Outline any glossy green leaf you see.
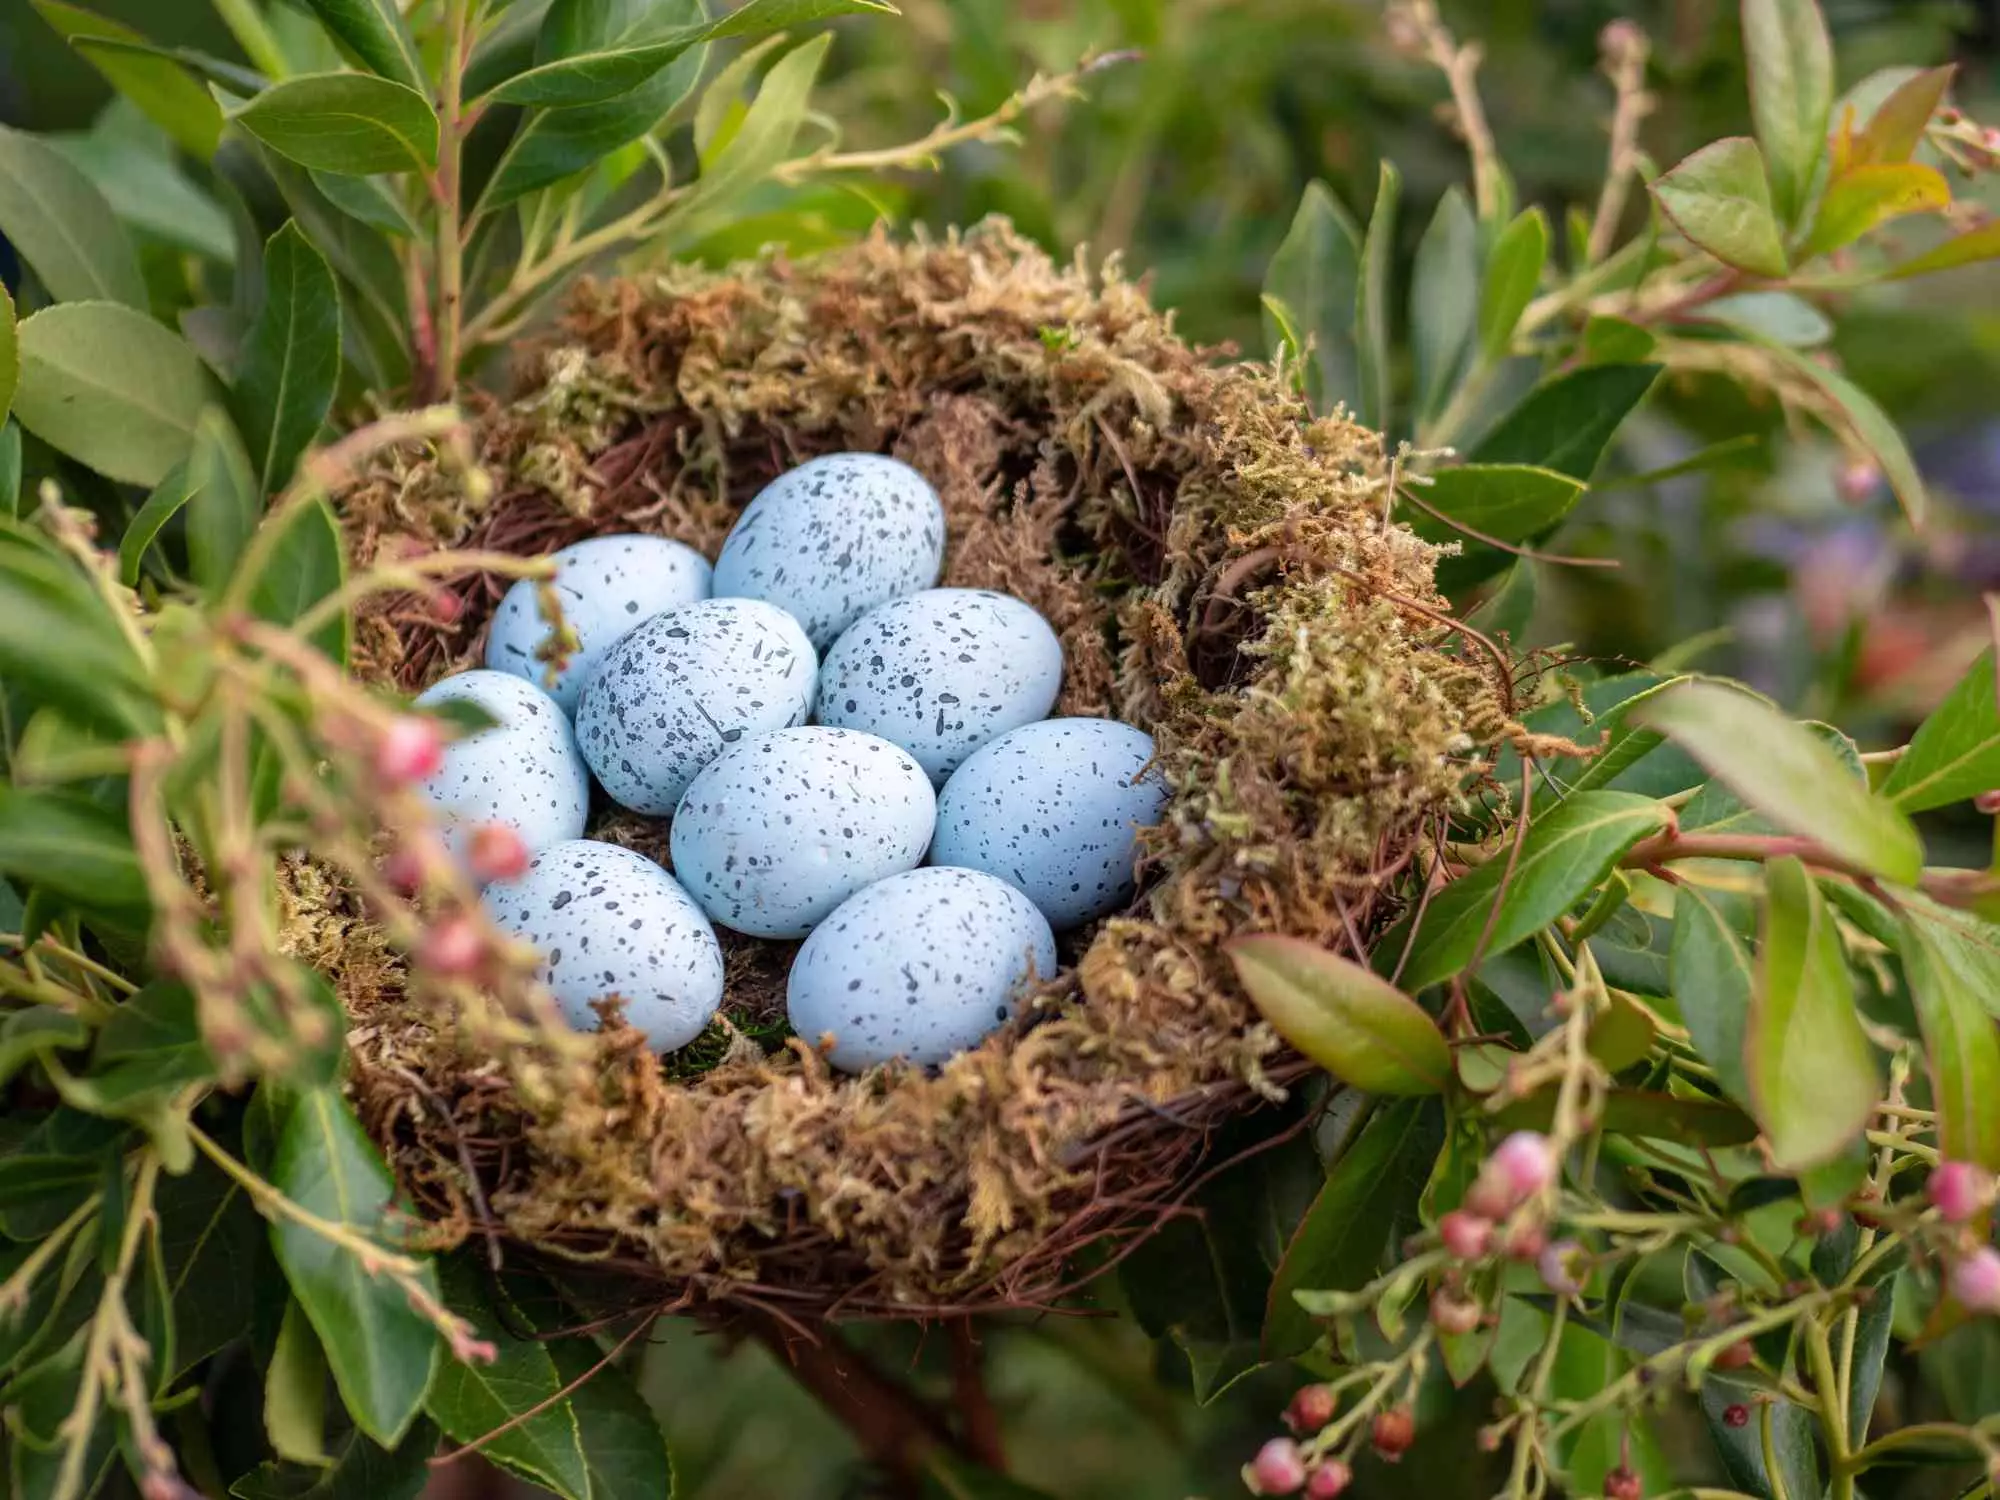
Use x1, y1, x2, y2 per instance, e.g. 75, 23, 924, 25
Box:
1742, 0, 1833, 225
0, 787, 148, 927
1227, 936, 1449, 1094
1886, 220, 2000, 281
1762, 340, 1927, 526
0, 1008, 91, 1088
1478, 207, 1546, 360
1411, 186, 1478, 425
1470, 363, 1661, 481
267, 1298, 331, 1465
1697, 291, 1831, 347
0, 422, 20, 516
247, 497, 348, 663
232, 74, 440, 175
231, 1423, 439, 1500
184, 406, 261, 594
65, 33, 266, 95
1671, 883, 1755, 1108
235, 222, 341, 494
1748, 858, 1878, 1170
1264, 1098, 1439, 1358
1354, 161, 1398, 431
1581, 315, 1656, 364
1802, 162, 1949, 260
118, 463, 198, 587
0, 125, 146, 307
0, 519, 159, 735
1679, 719, 1862, 837
1880, 648, 2000, 812
1636, 681, 1922, 882
542, 1326, 675, 1500
1850, 65, 1955, 167
1902, 909, 2000, 1170
30, 2, 223, 159
1391, 791, 1672, 994
1701, 1373, 1821, 1500
155, 1148, 262, 1376
1401, 463, 1586, 590
311, 170, 422, 238
491, 0, 895, 108
1652, 137, 1788, 277
267, 1086, 440, 1446
48, 111, 235, 263
12, 301, 211, 486
295, 0, 425, 91
1261, 179, 1361, 415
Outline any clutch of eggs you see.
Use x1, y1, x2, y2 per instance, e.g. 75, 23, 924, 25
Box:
406, 455, 1167, 1071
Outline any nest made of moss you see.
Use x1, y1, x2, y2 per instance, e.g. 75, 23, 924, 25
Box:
302, 220, 1495, 1319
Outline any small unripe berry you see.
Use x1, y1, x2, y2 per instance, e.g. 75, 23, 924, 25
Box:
1431, 1288, 1483, 1336
429, 589, 465, 625
418, 914, 485, 977
1371, 1407, 1415, 1462
1440, 1209, 1493, 1259
1930, 1160, 1994, 1223
1976, 790, 2000, 815
1503, 1220, 1549, 1262
375, 715, 445, 785
1463, 1175, 1514, 1221
468, 823, 531, 883
1284, 1384, 1336, 1433
1474, 1131, 1557, 1214
383, 846, 425, 896
1537, 1239, 1585, 1296
1248, 1438, 1307, 1495
1305, 1460, 1352, 1499
1714, 1340, 1756, 1371
1605, 1464, 1643, 1500
1950, 1246, 2000, 1314
1722, 1405, 1750, 1429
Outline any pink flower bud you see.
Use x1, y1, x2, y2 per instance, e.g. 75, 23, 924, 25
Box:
375, 715, 445, 785
1951, 1246, 2000, 1313
418, 914, 485, 978
1930, 1161, 1994, 1223
1431, 1288, 1483, 1336
1248, 1438, 1307, 1495
468, 823, 531, 883
382, 847, 425, 896
1976, 790, 2000, 815
1537, 1238, 1586, 1296
1305, 1461, 1353, 1499
1439, 1209, 1493, 1259
1605, 1464, 1643, 1500
1462, 1175, 1514, 1221
1284, 1384, 1335, 1433
1490, 1131, 1558, 1198
1835, 457, 1882, 504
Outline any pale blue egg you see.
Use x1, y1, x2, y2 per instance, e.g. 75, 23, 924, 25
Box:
670, 726, 935, 939
482, 840, 723, 1052
414, 670, 588, 869
484, 534, 711, 715
574, 598, 817, 816
929, 718, 1166, 930
786, 866, 1056, 1071
814, 589, 1062, 784
712, 453, 945, 651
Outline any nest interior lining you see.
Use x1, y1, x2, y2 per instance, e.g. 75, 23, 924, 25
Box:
308, 222, 1485, 1316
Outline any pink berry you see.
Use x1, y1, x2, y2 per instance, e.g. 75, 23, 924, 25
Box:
1951, 1246, 2000, 1313
382, 846, 425, 896
1439, 1209, 1493, 1259
375, 716, 445, 785
1248, 1438, 1307, 1495
1490, 1131, 1558, 1199
1305, 1461, 1352, 1499
468, 823, 530, 883
1431, 1288, 1483, 1336
418, 915, 485, 977
1835, 457, 1882, 504
1931, 1161, 1993, 1223
1976, 790, 2000, 815
1284, 1384, 1335, 1433
1537, 1239, 1585, 1296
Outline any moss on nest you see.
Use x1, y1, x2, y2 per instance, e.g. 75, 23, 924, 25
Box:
317, 221, 1494, 1314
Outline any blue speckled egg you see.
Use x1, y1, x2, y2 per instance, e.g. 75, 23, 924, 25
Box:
414, 670, 589, 867
711, 453, 945, 651
814, 589, 1063, 784
574, 598, 817, 816
484, 534, 711, 715
786, 866, 1056, 1071
670, 726, 935, 939
929, 718, 1166, 931
482, 840, 723, 1052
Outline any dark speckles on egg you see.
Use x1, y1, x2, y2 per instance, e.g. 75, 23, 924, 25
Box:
412, 671, 589, 873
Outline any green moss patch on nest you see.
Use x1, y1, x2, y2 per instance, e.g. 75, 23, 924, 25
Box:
315, 221, 1493, 1315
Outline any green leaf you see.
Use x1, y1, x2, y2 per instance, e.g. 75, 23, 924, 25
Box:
1671, 883, 1755, 1108
1651, 137, 1789, 278
0, 1007, 91, 1088
48, 110, 235, 263
1801, 162, 1949, 260
267, 1298, 331, 1465
1901, 910, 2000, 1171
1679, 719, 1862, 837
1701, 1373, 1821, 1500
1581, 315, 1656, 364
1401, 463, 1586, 591
0, 787, 148, 927
311, 170, 422, 238
232, 74, 440, 176
183, 406, 261, 595
542, 1326, 676, 1500
0, 422, 20, 516
1742, 0, 1833, 226
267, 1086, 440, 1447
1261, 179, 1361, 415
1880, 648, 2000, 812
247, 497, 349, 663
1354, 161, 1398, 432
295, 0, 426, 92
1470, 364, 1661, 480
12, 301, 211, 487
428, 1260, 589, 1499
118, 463, 198, 587
491, 0, 896, 109
1747, 858, 1878, 1170
1478, 207, 1547, 361
1886, 220, 2000, 281
1391, 791, 1672, 994
1411, 186, 1478, 426
1772, 344, 1927, 525
231, 1423, 439, 1500
0, 285, 15, 430
1263, 1099, 1440, 1358
155, 1148, 262, 1376
235, 222, 341, 494
0, 125, 147, 307
1488, 1087, 1756, 1147
1849, 65, 1955, 167
1226, 936, 1450, 1094
1697, 291, 1831, 347
0, 519, 160, 736
30, 2, 224, 159
1633, 680, 1923, 884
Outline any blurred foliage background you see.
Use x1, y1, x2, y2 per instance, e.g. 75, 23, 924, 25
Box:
3, 0, 1999, 1494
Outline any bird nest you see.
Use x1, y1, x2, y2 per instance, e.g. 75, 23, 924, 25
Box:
305, 221, 1492, 1321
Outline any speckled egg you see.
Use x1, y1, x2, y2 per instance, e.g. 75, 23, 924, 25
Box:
574, 598, 817, 815
813, 589, 1063, 784
414, 670, 589, 867
929, 718, 1166, 930
711, 453, 945, 651
786, 866, 1057, 1071
670, 726, 936, 939
482, 840, 723, 1052
484, 534, 712, 715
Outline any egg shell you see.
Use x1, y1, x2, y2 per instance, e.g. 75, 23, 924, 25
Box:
929, 718, 1166, 931
670, 726, 936, 939
711, 453, 946, 651
482, 839, 724, 1052
574, 597, 818, 816
786, 866, 1056, 1071
814, 588, 1063, 784
484, 534, 712, 715
414, 670, 589, 868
